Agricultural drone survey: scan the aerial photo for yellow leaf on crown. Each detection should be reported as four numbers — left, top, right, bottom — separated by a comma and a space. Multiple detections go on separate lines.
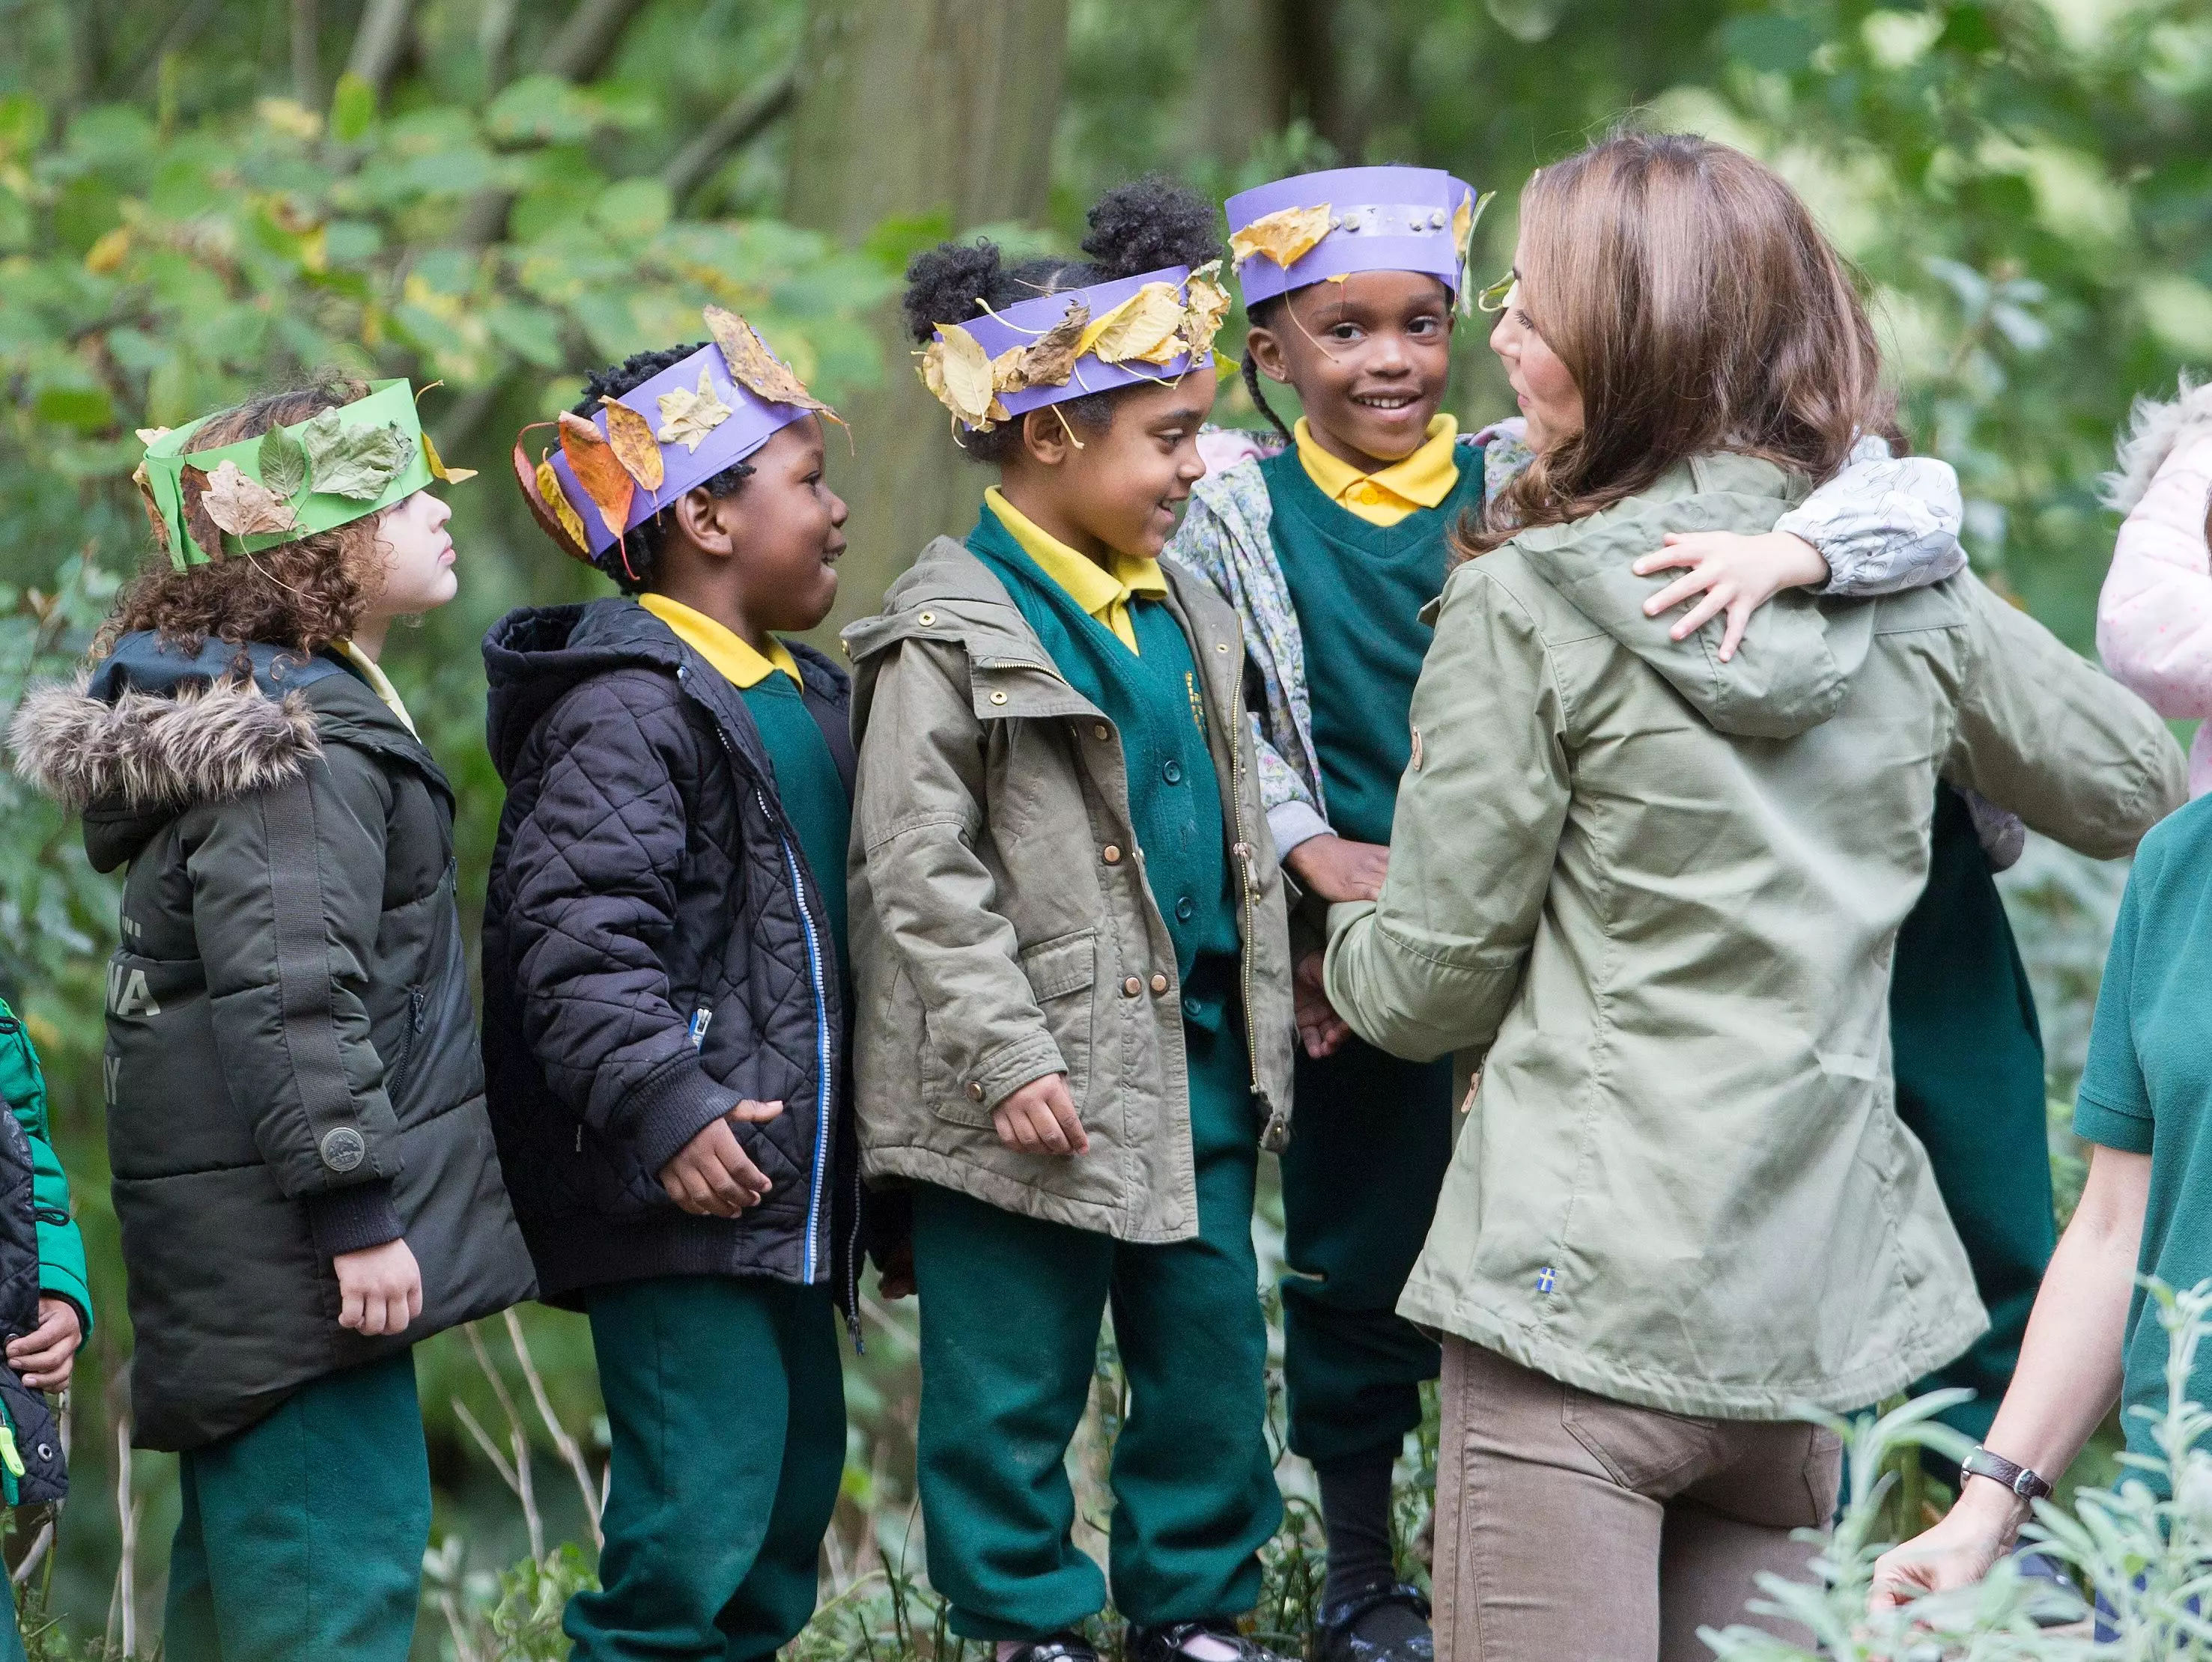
918, 323, 1000, 428
655, 368, 735, 451
535, 454, 590, 553
599, 397, 666, 492
1078, 281, 1189, 367
703, 305, 833, 416
1179, 263, 1231, 361
1230, 204, 1335, 272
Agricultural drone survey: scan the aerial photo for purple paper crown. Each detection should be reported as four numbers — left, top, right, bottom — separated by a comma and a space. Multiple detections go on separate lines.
547, 340, 816, 558
952, 267, 1207, 420
1226, 166, 1477, 308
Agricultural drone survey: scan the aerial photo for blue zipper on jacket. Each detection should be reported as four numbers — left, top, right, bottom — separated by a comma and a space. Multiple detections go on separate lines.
758, 787, 833, 1286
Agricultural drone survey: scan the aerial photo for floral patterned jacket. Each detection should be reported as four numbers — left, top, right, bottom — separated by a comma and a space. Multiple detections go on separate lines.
1168, 419, 1969, 856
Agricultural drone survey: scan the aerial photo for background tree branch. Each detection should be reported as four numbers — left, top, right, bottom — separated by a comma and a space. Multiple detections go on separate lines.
343, 0, 415, 100
660, 66, 796, 208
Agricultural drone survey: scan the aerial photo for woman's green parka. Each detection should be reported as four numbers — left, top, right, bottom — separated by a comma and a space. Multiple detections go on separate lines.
12, 636, 535, 1451
1325, 454, 2188, 1421
842, 537, 1294, 1244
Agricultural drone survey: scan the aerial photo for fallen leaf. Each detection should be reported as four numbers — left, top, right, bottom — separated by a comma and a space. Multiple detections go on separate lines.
993, 301, 1090, 395
512, 432, 589, 559
201, 459, 300, 537
421, 430, 478, 484
299, 411, 415, 499
1230, 204, 1335, 272
131, 460, 170, 555
703, 305, 833, 414
655, 368, 734, 451
85, 226, 131, 276
598, 397, 664, 491
1078, 281, 1189, 366
1451, 189, 1495, 310
136, 427, 171, 446
1179, 262, 1231, 361
918, 323, 1000, 428
537, 454, 590, 554
177, 465, 226, 561
559, 409, 633, 536
258, 427, 309, 500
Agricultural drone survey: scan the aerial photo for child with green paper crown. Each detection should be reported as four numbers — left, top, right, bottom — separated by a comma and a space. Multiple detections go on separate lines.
844, 177, 1293, 1662
483, 308, 886, 1661
1170, 165, 2026, 1662
0, 1002, 93, 1662
12, 378, 535, 1661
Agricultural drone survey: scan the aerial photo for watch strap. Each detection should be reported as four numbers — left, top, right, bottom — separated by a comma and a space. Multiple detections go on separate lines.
1961, 1444, 2053, 1502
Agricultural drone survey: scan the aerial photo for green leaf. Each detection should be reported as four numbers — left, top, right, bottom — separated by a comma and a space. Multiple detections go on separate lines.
298, 413, 413, 499
330, 72, 376, 146
32, 384, 114, 433
0, 94, 47, 162
258, 427, 309, 499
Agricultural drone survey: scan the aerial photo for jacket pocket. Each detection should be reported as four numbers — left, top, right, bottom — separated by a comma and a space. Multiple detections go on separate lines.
1018, 928, 1097, 1118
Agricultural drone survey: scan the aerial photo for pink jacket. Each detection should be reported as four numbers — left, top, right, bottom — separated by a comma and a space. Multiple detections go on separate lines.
2100, 379, 2212, 797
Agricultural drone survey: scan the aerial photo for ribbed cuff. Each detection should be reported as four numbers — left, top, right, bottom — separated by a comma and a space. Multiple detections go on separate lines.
1267, 798, 1332, 858
627, 1063, 740, 1182
303, 1179, 406, 1258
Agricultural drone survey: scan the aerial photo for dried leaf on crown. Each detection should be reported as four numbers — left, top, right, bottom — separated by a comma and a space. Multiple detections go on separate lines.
1230, 204, 1335, 272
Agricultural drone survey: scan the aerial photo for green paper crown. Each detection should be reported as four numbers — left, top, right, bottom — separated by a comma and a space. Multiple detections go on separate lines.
135, 379, 462, 572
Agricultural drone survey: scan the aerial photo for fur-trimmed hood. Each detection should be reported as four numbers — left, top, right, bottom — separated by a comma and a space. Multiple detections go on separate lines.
7, 633, 380, 873
2103, 374, 2212, 515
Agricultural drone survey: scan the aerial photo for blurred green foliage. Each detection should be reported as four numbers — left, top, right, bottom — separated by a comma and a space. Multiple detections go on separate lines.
0, 0, 2205, 1652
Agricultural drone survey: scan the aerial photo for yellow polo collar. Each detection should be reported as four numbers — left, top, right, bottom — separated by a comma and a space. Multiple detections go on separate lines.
1294, 413, 1460, 527
985, 487, 1167, 654
332, 639, 418, 737
638, 593, 801, 690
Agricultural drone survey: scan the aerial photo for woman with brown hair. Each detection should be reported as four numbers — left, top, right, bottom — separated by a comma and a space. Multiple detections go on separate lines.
1313, 133, 2186, 1659
13, 377, 534, 1661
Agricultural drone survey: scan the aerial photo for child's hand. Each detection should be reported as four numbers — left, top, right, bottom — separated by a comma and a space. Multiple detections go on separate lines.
1632, 530, 1832, 662
875, 1239, 916, 1300
660, 1101, 785, 1217
1284, 835, 1389, 903
334, 1238, 422, 1336
7, 1297, 82, 1392
992, 1074, 1089, 1157
1294, 951, 1352, 1059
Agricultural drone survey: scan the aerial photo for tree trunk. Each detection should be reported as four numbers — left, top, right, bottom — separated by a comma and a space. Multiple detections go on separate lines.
1194, 0, 1290, 173
290, 0, 319, 108
785, 0, 1071, 635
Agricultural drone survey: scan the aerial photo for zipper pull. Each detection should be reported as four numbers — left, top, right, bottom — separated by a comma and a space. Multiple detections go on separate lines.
574, 1124, 583, 1154
687, 1008, 713, 1049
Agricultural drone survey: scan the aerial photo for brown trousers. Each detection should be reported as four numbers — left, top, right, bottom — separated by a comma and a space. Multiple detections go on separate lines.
1432, 1337, 1842, 1662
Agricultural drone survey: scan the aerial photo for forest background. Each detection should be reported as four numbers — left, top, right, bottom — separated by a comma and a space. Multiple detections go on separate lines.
0, 0, 2208, 1654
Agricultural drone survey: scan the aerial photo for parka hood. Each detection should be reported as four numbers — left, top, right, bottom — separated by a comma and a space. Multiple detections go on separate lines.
1501, 453, 1874, 741
2103, 375, 2212, 517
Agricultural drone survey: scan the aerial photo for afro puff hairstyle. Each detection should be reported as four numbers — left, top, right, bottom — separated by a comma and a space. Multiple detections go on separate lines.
901, 175, 1222, 464
569, 345, 756, 593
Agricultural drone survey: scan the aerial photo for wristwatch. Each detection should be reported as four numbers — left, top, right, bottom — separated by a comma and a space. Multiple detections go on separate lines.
1960, 1444, 2053, 1502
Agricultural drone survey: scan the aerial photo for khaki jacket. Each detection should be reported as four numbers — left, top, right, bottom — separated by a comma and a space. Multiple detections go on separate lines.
845, 538, 1294, 1243
1325, 454, 2187, 1419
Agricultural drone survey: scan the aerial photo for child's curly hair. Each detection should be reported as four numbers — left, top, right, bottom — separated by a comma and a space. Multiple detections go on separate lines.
102, 378, 386, 658
902, 175, 1222, 464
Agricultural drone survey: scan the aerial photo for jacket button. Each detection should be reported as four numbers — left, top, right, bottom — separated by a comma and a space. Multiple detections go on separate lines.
990, 690, 1009, 704
1149, 972, 1169, 994
1122, 976, 1143, 997
1215, 642, 1230, 653
1103, 844, 1122, 864
1094, 723, 1110, 740
1175, 896, 1194, 922
319, 1127, 366, 1173
918, 611, 936, 625
968, 1082, 984, 1101
1162, 760, 1182, 784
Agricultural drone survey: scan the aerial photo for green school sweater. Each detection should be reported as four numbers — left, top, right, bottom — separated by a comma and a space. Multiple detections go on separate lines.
966, 505, 1239, 1020
741, 672, 852, 979
1259, 443, 1484, 847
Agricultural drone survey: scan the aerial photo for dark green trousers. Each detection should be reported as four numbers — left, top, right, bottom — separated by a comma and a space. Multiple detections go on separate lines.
566, 1275, 845, 1662
1891, 786, 2055, 1452
911, 1021, 1282, 1639
1280, 1040, 1455, 1466
1, 1563, 25, 1662
163, 1350, 430, 1662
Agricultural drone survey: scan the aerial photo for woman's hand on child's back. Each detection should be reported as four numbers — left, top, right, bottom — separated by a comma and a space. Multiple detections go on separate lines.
1285, 835, 1389, 903
1633, 530, 1832, 662
7, 1297, 82, 1392
659, 1101, 785, 1217
334, 1238, 423, 1337
993, 1074, 1089, 1157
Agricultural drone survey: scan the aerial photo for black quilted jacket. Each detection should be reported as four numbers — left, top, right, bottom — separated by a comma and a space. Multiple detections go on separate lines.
481, 599, 863, 1313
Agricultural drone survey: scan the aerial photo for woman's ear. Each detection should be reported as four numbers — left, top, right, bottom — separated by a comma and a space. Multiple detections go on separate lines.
669, 484, 736, 557
1244, 323, 1292, 384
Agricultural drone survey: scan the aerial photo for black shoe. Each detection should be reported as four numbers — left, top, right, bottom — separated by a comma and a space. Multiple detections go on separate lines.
1127, 1619, 1292, 1662
1002, 1634, 1099, 1662
1313, 1583, 1432, 1662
